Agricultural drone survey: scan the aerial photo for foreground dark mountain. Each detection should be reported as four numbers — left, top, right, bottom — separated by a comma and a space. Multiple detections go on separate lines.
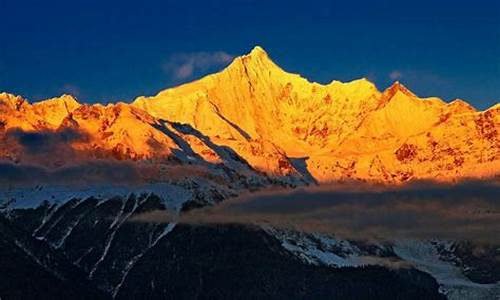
0, 215, 106, 299
2, 189, 499, 299
115, 224, 444, 300
2, 203, 445, 300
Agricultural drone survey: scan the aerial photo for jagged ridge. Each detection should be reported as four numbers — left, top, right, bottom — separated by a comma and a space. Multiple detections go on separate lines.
0, 46, 499, 183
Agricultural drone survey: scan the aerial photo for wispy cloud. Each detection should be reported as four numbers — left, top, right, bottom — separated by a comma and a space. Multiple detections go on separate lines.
387, 70, 449, 87
3, 127, 90, 165
59, 84, 82, 98
6, 128, 88, 155
364, 71, 377, 82
0, 161, 141, 186
389, 70, 403, 81
162, 51, 234, 80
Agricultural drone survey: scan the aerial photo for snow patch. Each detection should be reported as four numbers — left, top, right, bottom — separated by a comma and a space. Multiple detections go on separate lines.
267, 228, 367, 268
0, 183, 193, 213
393, 240, 500, 300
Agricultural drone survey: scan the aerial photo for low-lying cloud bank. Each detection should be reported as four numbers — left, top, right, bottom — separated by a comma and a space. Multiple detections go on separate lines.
0, 161, 220, 187
0, 161, 141, 186
133, 180, 500, 243
5, 127, 89, 155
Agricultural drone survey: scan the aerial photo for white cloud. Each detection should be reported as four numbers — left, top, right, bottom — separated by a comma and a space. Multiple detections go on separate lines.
59, 84, 82, 98
389, 70, 403, 81
162, 51, 234, 80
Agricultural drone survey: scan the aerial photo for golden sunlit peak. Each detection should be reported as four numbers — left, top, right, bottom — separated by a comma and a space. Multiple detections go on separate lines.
448, 99, 476, 112
390, 80, 404, 89
236, 45, 273, 64
3, 44, 499, 185
248, 45, 268, 57
384, 80, 415, 98
224, 45, 278, 75
34, 94, 81, 108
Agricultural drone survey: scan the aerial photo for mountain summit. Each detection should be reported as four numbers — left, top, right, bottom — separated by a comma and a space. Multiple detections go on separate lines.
1, 46, 499, 183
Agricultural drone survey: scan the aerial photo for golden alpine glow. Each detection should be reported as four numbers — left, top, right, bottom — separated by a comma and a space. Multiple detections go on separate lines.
1, 46, 498, 183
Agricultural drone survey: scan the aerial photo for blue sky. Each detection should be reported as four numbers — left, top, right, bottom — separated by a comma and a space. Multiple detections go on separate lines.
1, 0, 499, 109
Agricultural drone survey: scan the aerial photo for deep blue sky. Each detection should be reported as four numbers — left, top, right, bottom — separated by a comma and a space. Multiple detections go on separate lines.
1, 0, 499, 109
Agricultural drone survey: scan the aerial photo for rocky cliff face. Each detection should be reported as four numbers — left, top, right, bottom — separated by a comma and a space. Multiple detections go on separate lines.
1, 46, 498, 183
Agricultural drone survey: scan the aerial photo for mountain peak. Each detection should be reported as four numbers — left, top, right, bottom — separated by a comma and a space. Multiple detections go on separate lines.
383, 81, 416, 100
390, 81, 409, 91
238, 45, 273, 66
34, 94, 81, 111
448, 99, 476, 113
247, 45, 268, 57
30, 95, 82, 127
0, 92, 27, 110
222, 45, 280, 77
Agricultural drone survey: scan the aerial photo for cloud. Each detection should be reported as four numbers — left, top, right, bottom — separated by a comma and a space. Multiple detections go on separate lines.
387, 70, 449, 89
59, 84, 82, 98
131, 180, 500, 243
389, 70, 403, 80
0, 160, 141, 186
6, 127, 88, 155
3, 127, 91, 166
0, 159, 223, 188
364, 71, 377, 82
162, 51, 234, 80
0, 125, 225, 186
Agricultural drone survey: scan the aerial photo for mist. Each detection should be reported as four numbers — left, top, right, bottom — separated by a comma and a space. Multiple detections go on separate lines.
132, 180, 500, 243
0, 161, 141, 187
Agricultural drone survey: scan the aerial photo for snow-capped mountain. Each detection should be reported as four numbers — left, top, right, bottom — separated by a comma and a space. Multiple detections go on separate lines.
0, 46, 498, 299
1, 46, 498, 183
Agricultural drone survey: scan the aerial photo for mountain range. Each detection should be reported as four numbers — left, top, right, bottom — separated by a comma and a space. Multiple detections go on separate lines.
1, 46, 498, 184
0, 46, 499, 300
